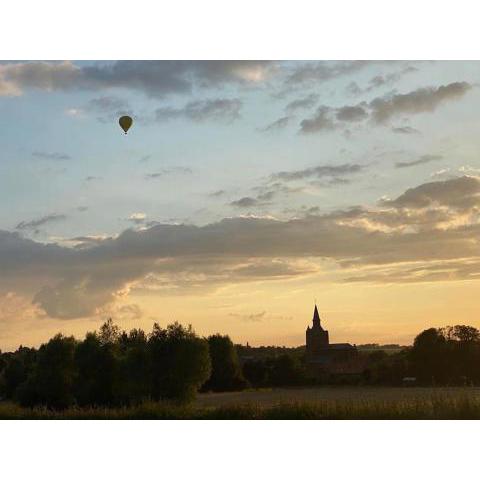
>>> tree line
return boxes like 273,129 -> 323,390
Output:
0,320 -> 245,409
1,321 -> 480,409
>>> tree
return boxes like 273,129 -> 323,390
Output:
148,322 -> 211,403
269,354 -> 306,386
98,318 -> 120,345
118,328 -> 150,403
243,359 -> 267,387
203,334 -> 247,392
411,328 -> 449,384
18,334 -> 76,409
74,332 -> 120,406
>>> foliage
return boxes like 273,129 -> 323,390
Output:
2,322 -> 480,410
17,334 -> 76,409
148,322 -> 211,403
202,334 -> 247,392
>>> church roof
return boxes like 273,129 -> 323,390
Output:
313,304 -> 320,323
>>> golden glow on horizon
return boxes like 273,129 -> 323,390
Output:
2,273 -> 479,352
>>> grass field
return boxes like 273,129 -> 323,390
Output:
2,387 -> 480,419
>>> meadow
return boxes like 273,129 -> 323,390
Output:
1,387 -> 480,419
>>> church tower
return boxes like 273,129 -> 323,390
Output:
306,304 -> 329,356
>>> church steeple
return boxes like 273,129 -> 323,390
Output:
313,304 -> 321,328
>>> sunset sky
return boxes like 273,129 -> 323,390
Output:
1,60 -> 480,350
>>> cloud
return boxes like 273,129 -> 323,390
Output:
15,214 -> 67,232
127,213 -> 147,225
271,163 -> 366,182
145,167 -> 192,179
299,82 -> 472,133
336,105 -> 368,122
379,175 -> 480,211
392,126 -> 420,135
285,61 -> 375,88
259,116 -> 291,132
395,154 -> 443,169
208,190 -> 227,198
229,311 -> 267,323
285,93 -> 319,112
2,176 -> 480,319
349,66 -> 418,96
0,61 -> 81,96
299,106 -> 336,133
32,151 -> 71,161
0,61 -> 275,98
84,95 -> 132,123
370,82 -> 472,123
86,95 -> 130,113
155,98 -> 242,123
229,197 -> 261,208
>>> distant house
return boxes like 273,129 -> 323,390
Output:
306,305 -> 363,375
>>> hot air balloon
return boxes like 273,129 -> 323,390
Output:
119,115 -> 133,134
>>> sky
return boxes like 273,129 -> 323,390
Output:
0,60 -> 480,351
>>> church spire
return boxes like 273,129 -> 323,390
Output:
313,303 -> 321,328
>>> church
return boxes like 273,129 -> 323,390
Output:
306,305 -> 361,375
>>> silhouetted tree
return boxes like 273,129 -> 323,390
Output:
202,334 -> 247,391
18,334 -> 76,409
269,354 -> 306,386
75,331 -> 119,406
148,322 -> 211,402
411,328 -> 452,384
118,328 -> 150,403
243,359 -> 268,387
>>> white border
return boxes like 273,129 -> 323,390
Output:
1,0 -> 479,477
1,0 -> 480,59
0,421 -> 478,479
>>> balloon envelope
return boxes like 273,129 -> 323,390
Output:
119,115 -> 133,134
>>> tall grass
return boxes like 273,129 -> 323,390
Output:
1,394 -> 480,419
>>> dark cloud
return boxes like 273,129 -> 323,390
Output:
271,163 -> 366,182
155,98 -> 242,123
0,61 -> 275,98
379,175 -> 480,211
370,82 -> 472,123
299,106 -> 336,133
395,154 -> 443,169
336,105 -> 368,122
300,82 -> 472,133
32,151 -> 71,161
392,126 -> 420,135
229,197 -> 261,208
15,214 -> 67,232
285,93 -> 319,112
259,116 -> 291,132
